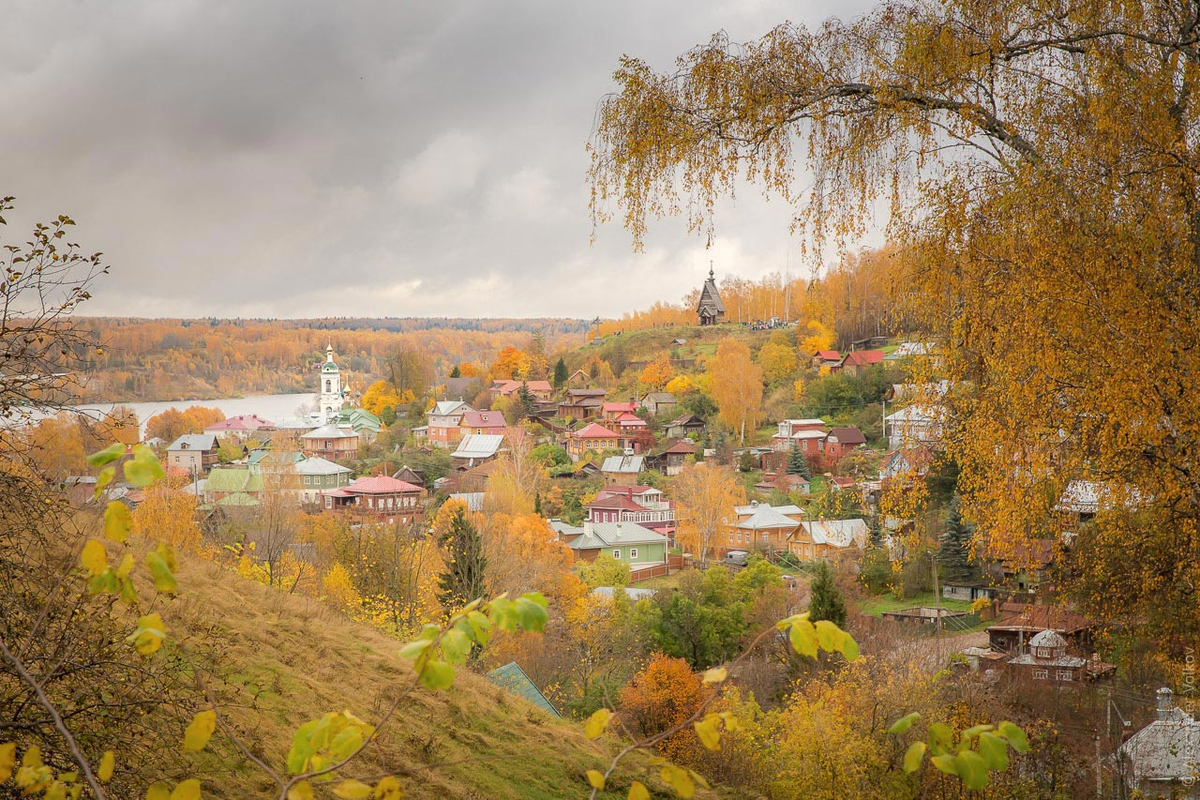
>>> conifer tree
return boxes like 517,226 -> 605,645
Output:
807,560 -> 847,627
449,364 -> 461,378
436,504 -> 488,613
786,443 -> 810,478
515,382 -> 537,421
553,357 -> 568,387
938,495 -> 976,584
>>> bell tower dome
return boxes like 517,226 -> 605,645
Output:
319,344 -> 344,424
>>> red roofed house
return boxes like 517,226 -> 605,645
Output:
811,350 -> 841,370
491,380 -> 553,401
585,484 -> 675,541
772,419 -> 826,453
567,423 -> 620,461
613,412 -> 648,433
837,350 -> 886,377
322,475 -> 426,524
601,400 -> 638,423
204,414 -> 276,441
459,410 -> 508,438
823,427 -> 867,464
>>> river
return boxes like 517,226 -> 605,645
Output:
35,393 -> 319,436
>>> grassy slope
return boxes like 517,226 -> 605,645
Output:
165,557 -> 622,799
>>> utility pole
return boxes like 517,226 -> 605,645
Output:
931,551 -> 942,641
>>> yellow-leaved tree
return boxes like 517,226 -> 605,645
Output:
673,462 -> 744,568
588,2 -> 1200,647
707,339 -> 764,444
639,352 -> 675,389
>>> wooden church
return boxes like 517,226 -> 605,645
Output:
696,267 -> 726,326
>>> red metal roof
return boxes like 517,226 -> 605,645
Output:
827,426 -> 867,446
345,476 -> 423,494
602,401 -> 637,413
460,411 -> 508,429
841,350 -> 886,367
206,414 -> 276,432
814,350 -> 841,360
574,423 -> 620,438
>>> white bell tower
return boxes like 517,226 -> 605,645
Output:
319,344 -> 344,424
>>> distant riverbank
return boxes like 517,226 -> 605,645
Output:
31,393 -> 316,436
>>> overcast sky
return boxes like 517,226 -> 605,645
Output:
2,0 -> 879,319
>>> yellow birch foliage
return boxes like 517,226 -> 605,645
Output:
132,485 -> 207,555
707,339 -> 764,444
673,462 -> 744,567
639,353 -> 675,389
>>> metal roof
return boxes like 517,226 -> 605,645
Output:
487,662 -> 559,717
295,456 -> 352,476
451,434 -> 504,460
167,434 -> 218,451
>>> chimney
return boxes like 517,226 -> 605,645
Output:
1157,687 -> 1175,721
615,522 -> 622,540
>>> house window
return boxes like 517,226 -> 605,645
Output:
1033,669 -> 1048,680
1057,671 -> 1073,682
612,549 -> 621,559
629,548 -> 638,560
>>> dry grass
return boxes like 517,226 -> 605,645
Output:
161,556 -> 622,799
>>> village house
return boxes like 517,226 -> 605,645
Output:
459,410 -> 508,439
788,518 -> 869,562
880,447 -> 934,480
600,400 -> 638,423
601,455 -> 645,484
167,434 -> 220,474
696,267 -> 726,326
1116,688 -> 1200,798
300,424 -> 358,462
754,472 -> 810,495
823,427 -> 867,463
202,467 -> 263,506
811,350 -> 842,371
772,419 -> 826,454
321,475 -> 425,524
612,411 -> 648,436
296,456 -> 353,505
727,502 -> 801,555
884,405 -> 942,450
491,379 -> 554,401
585,486 -> 675,540
204,414 -> 276,441
639,392 -> 677,417
985,603 -> 1096,654
426,399 -> 475,448
665,413 -> 706,440
559,388 -> 606,420
391,464 -> 425,487
550,519 -> 668,567
336,407 -> 382,441
836,349 -> 886,377
566,422 -> 621,461
1003,629 -> 1115,685
451,434 -> 505,470
647,438 -> 696,476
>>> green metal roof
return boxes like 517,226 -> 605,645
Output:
204,468 -> 264,494
487,662 -> 560,717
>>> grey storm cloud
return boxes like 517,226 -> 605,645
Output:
0,0 -> 878,319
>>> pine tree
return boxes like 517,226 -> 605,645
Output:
449,364 -> 461,378
515,382 -> 537,421
437,504 -> 488,613
938,495 -> 976,583
786,443 -> 810,478
807,560 -> 847,627
553,357 -> 568,388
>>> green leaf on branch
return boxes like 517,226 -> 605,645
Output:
145,544 -> 178,593
86,443 -> 125,468
104,501 -> 133,542
956,749 -> 989,790
888,712 -> 921,735
930,754 -> 958,776
997,721 -> 1029,752
978,731 -> 1010,771
419,660 -> 455,690
903,741 -> 926,773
